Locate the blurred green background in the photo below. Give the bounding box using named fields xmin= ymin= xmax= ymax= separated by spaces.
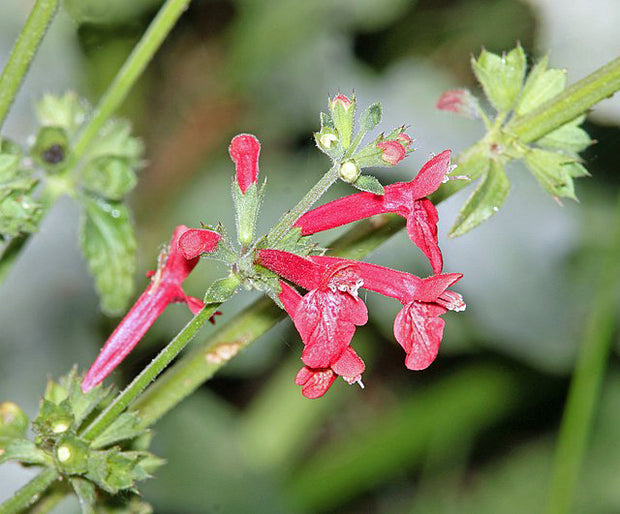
xmin=1 ymin=0 xmax=619 ymax=512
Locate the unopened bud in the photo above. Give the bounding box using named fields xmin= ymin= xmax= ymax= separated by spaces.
xmin=339 ymin=160 xmax=361 ymax=183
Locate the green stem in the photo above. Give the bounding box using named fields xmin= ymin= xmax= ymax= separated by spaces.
xmin=81 ymin=303 xmax=220 ymax=442
xmin=64 ymin=0 xmax=191 ymax=170
xmin=545 ymin=195 xmax=620 ymax=514
xmin=506 ymin=57 xmax=620 ymax=143
xmin=267 ymin=164 xmax=339 ymax=244
xmin=0 ymin=468 xmax=59 ymax=514
xmin=0 ymin=0 xmax=59 ymax=129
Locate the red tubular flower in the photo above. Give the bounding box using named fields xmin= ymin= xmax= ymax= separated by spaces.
xmin=295 ymin=151 xmax=451 ymax=273
xmin=81 ymin=225 xmax=219 ymax=392
xmin=229 ymin=133 xmax=260 ymax=193
xmin=312 ymin=255 xmax=465 ymax=370
xmin=260 ymin=252 xmax=368 ymax=398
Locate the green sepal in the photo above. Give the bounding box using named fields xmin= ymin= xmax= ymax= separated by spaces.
xmin=0 ymin=438 xmax=50 ymax=465
xmin=0 ymin=402 xmax=29 ymax=440
xmin=329 ymin=95 xmax=355 ymax=149
xmin=0 ymin=153 xmax=20 ymax=182
xmin=515 ymin=56 xmax=566 ymax=116
xmin=31 ymin=126 xmax=70 ymax=171
xmin=232 ymin=179 xmax=264 ymax=246
xmin=353 ymin=174 xmax=385 ymax=195
xmin=523 ymin=148 xmax=578 ymax=200
xmin=54 ymin=433 xmax=90 ymax=474
xmin=203 ymin=274 xmax=241 ymax=304
xmin=70 ymin=477 xmax=97 ymax=514
xmin=33 ymin=399 xmax=75 ymax=439
xmin=79 ymin=194 xmax=137 ymax=315
xmin=260 ymin=226 xmax=321 ymax=256
xmin=91 ymin=412 xmax=145 ymax=450
xmin=81 ymin=156 xmax=138 ymax=200
xmin=353 ymin=128 xmax=410 ymax=169
xmin=320 ymin=111 xmax=335 ymax=129
xmin=536 ymin=116 xmax=592 ymax=154
xmin=359 ymin=102 xmax=382 ymax=132
xmin=449 ymin=159 xmax=509 ymax=237
xmin=472 ymin=45 xmax=526 ymax=113
xmin=36 ymin=92 xmax=87 ymax=137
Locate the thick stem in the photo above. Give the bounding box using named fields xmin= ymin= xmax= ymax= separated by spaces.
xmin=0 ymin=468 xmax=59 ymax=514
xmin=0 ymin=0 xmax=59 ymax=129
xmin=545 ymin=195 xmax=620 ymax=514
xmin=266 ymin=164 xmax=338 ymax=244
xmin=81 ymin=303 xmax=221 ymax=442
xmin=506 ymin=57 xmax=620 ymax=143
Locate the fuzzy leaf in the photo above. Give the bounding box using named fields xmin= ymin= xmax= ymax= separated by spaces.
xmin=70 ymin=477 xmax=96 ymax=514
xmin=359 ymin=102 xmax=382 ymax=132
xmin=91 ymin=412 xmax=145 ymax=450
xmin=523 ymin=149 xmax=578 ymax=200
xmin=515 ymin=57 xmax=567 ymax=116
xmin=450 ymin=159 xmax=509 ymax=237
xmin=36 ymin=92 xmax=87 ymax=136
xmin=203 ymin=274 xmax=241 ymax=304
xmin=353 ymin=174 xmax=385 ymax=195
xmin=0 ymin=153 xmax=20 ymax=182
xmin=84 ymin=118 xmax=143 ymax=167
xmin=0 ymin=439 xmax=49 ymax=465
xmin=82 ymin=156 xmax=138 ymax=200
xmin=472 ymin=45 xmax=526 ymax=112
xmin=536 ymin=116 xmax=591 ymax=154
xmin=79 ymin=194 xmax=136 ymax=315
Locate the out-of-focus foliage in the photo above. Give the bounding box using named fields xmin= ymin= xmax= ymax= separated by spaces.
xmin=1 ymin=0 xmax=619 ymax=512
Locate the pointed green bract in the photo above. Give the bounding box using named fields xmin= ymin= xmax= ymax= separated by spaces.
xmin=524 ymin=149 xmax=578 ymax=200
xmin=0 ymin=438 xmax=49 ymax=465
xmin=515 ymin=57 xmax=567 ymax=116
xmin=450 ymin=159 xmax=509 ymax=237
xmin=472 ymin=45 xmax=526 ymax=113
xmin=353 ymin=174 xmax=385 ymax=195
xmin=536 ymin=116 xmax=592 ymax=154
xmin=359 ymin=102 xmax=382 ymax=132
xmin=79 ymin=194 xmax=136 ymax=315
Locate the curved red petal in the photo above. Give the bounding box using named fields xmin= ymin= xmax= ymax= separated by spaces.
xmin=406 ymin=198 xmax=443 ymax=273
xmin=331 ymin=347 xmax=365 ymax=383
xmin=294 ymin=366 xmax=337 ymax=399
xmin=408 ymin=150 xmax=451 ymax=198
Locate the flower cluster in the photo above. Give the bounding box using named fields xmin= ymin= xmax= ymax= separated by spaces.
xmin=82 ymin=95 xmax=465 ymax=400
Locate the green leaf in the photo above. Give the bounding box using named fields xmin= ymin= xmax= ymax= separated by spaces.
xmin=359 ymin=102 xmax=382 ymax=132
xmin=0 ymin=153 xmax=20 ymax=182
xmin=536 ymin=116 xmax=592 ymax=154
xmin=84 ymin=119 xmax=143 ymax=166
xmin=82 ymin=156 xmax=138 ymax=200
xmin=79 ymin=194 xmax=137 ymax=315
xmin=36 ymin=92 xmax=87 ymax=137
xmin=523 ymin=148 xmax=578 ymax=200
xmin=320 ymin=111 xmax=334 ymax=129
xmin=0 ymin=438 xmax=49 ymax=465
xmin=353 ymin=174 xmax=385 ymax=195
xmin=515 ymin=56 xmax=567 ymax=116
xmin=203 ymin=274 xmax=241 ymax=304
xmin=472 ymin=45 xmax=527 ymax=112
xmin=91 ymin=412 xmax=145 ymax=450
xmin=70 ymin=477 xmax=97 ymax=514
xmin=449 ymin=159 xmax=509 ymax=237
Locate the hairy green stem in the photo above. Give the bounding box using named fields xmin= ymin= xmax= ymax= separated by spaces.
xmin=267 ymin=164 xmax=339 ymax=244
xmin=545 ymin=195 xmax=620 ymax=514
xmin=0 ymin=0 xmax=59 ymax=129
xmin=506 ymin=57 xmax=620 ymax=143
xmin=81 ymin=303 xmax=221 ymax=442
xmin=0 ymin=468 xmax=59 ymax=514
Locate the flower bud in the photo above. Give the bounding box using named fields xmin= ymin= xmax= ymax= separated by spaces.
xmin=328 ymin=94 xmax=355 ymax=149
xmin=339 ymin=160 xmax=361 ymax=183
xmin=436 ymin=89 xmax=480 ymax=119
xmin=229 ymin=134 xmax=260 ymax=194
xmin=376 ymin=140 xmax=406 ymax=165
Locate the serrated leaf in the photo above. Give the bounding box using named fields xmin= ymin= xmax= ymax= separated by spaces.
xmin=82 ymin=156 xmax=138 ymax=200
xmin=79 ymin=194 xmax=136 ymax=315
xmin=450 ymin=159 xmax=509 ymax=237
xmin=536 ymin=116 xmax=591 ymax=154
xmin=0 ymin=438 xmax=49 ymax=465
xmin=523 ymin=148 xmax=578 ymax=200
xmin=70 ymin=477 xmax=96 ymax=514
xmin=515 ymin=57 xmax=567 ymax=116
xmin=36 ymin=92 xmax=87 ymax=136
xmin=472 ymin=45 xmax=526 ymax=112
xmin=91 ymin=412 xmax=144 ymax=450
xmin=359 ymin=102 xmax=382 ymax=132
xmin=353 ymin=174 xmax=385 ymax=195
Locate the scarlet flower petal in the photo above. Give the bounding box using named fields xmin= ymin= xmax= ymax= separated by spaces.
xmin=394 ymin=301 xmax=446 ymax=370
xmin=295 ymin=366 xmax=337 ymax=399
xmin=178 ymin=228 xmax=221 ymax=260
xmin=408 ymin=150 xmax=451 ymax=199
xmin=331 ymin=347 xmax=365 ymax=384
xmin=406 ymin=198 xmax=443 ymax=274
xmin=278 ymin=280 xmax=302 ymax=317
xmin=229 ymin=134 xmax=261 ymax=194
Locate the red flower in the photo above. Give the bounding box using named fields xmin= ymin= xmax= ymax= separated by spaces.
xmin=258 ymin=250 xmax=368 ymax=399
xmin=229 ymin=133 xmax=261 ymax=193
xmin=258 ymin=249 xmax=464 ymax=397
xmin=377 ymin=140 xmax=406 ymax=165
xmin=178 ymin=228 xmax=222 ymax=260
xmin=295 ymin=151 xmax=451 ymax=273
xmin=81 ymin=225 xmax=220 ymax=392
